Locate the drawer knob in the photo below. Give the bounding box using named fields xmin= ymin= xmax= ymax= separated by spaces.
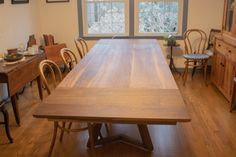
xmin=218 ymin=44 xmax=221 ymax=47
xmin=228 ymin=50 xmax=232 ymax=53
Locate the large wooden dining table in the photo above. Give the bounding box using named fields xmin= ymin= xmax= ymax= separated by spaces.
xmin=33 ymin=39 xmax=190 ymax=156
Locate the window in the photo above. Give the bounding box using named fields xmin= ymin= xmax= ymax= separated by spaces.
xmin=135 ymin=0 xmax=183 ymax=36
xmin=78 ymin=0 xmax=188 ymax=38
xmin=82 ymin=0 xmax=129 ymax=36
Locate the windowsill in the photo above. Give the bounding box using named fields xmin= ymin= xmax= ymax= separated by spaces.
xmin=80 ymin=35 xmax=184 ymax=40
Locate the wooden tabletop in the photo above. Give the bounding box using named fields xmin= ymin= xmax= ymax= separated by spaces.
xmin=0 ymin=54 xmax=44 ymax=74
xmin=34 ymin=39 xmax=190 ymax=124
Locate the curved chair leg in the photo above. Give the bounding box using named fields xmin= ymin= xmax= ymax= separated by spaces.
xmin=68 ymin=122 xmax=72 ymax=130
xmin=204 ymin=59 xmax=208 ymax=85
xmin=183 ymin=60 xmax=189 ymax=86
xmin=231 ymin=79 xmax=236 ymax=112
xmin=192 ymin=61 xmax=197 ymax=79
xmin=105 ymin=123 xmax=110 ymax=136
xmin=1 ymin=107 xmax=13 ymax=143
xmin=59 ymin=122 xmax=66 ymax=142
xmin=48 ymin=121 xmax=58 ymax=157
xmin=182 ymin=60 xmax=187 ymax=79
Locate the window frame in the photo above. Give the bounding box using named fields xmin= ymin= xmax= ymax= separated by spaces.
xmin=78 ymin=0 xmax=188 ymax=40
xmin=82 ymin=0 xmax=130 ymax=37
xmin=134 ymin=0 xmax=184 ymax=36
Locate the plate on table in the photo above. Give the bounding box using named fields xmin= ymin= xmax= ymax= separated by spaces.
xmin=4 ymin=53 xmax=24 ymax=62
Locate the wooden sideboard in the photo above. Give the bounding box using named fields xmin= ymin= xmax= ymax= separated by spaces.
xmin=211 ymin=37 xmax=236 ymax=102
xmin=211 ymin=0 xmax=236 ymax=103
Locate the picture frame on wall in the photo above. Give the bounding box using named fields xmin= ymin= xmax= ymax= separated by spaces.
xmin=46 ymin=0 xmax=69 ymax=3
xmin=0 ymin=0 xmax=4 ymax=4
xmin=11 ymin=0 xmax=29 ymax=4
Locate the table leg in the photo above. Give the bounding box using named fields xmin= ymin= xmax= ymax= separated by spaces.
xmin=36 ymin=76 xmax=43 ymax=100
xmin=87 ymin=123 xmax=103 ymax=147
xmin=11 ymin=95 xmax=20 ymax=126
xmin=138 ymin=124 xmax=153 ymax=151
xmin=169 ymin=46 xmax=181 ymax=75
xmin=171 ymin=60 xmax=181 ymax=75
xmin=86 ymin=123 xmax=154 ymax=152
xmin=88 ymin=123 xmax=100 ymax=157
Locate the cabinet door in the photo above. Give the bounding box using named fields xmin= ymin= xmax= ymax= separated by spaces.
xmin=221 ymin=55 xmax=236 ymax=101
xmin=211 ymin=51 xmax=225 ymax=86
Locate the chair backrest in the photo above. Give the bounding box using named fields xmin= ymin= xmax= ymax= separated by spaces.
xmin=183 ymin=29 xmax=207 ymax=54
xmin=60 ymin=48 xmax=78 ymax=71
xmin=27 ymin=34 xmax=37 ymax=48
xmin=44 ymin=43 xmax=67 ymax=65
xmin=43 ymin=34 xmax=55 ymax=46
xmin=39 ymin=59 xmax=62 ymax=95
xmin=74 ymin=37 xmax=88 ymax=59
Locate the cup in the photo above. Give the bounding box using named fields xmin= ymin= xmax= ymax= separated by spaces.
xmin=32 ymin=45 xmax=39 ymax=53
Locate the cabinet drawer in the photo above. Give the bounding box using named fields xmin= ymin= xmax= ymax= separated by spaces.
xmin=215 ymin=40 xmax=228 ymax=55
xmin=215 ymin=39 xmax=236 ymax=62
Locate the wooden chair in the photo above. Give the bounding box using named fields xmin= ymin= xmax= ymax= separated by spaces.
xmin=74 ymin=37 xmax=88 ymax=59
xmin=182 ymin=29 xmax=209 ymax=85
xmin=43 ymin=34 xmax=56 ymax=46
xmin=43 ymin=34 xmax=67 ymax=66
xmin=60 ymin=48 xmax=78 ymax=71
xmin=0 ymin=99 xmax=13 ymax=143
xmin=39 ymin=59 xmax=89 ymax=157
xmin=39 ymin=60 xmax=63 ymax=95
xmin=44 ymin=43 xmax=67 ymax=66
xmin=27 ymin=34 xmax=37 ymax=48
xmin=60 ymin=48 xmax=111 ymax=135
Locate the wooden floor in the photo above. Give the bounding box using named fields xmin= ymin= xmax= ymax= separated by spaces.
xmin=1 ymin=72 xmax=236 ymax=157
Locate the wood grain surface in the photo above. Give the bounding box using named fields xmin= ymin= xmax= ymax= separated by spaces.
xmin=34 ymin=39 xmax=190 ymax=124
xmin=34 ymin=88 xmax=189 ymax=124
xmin=59 ymin=39 xmax=177 ymax=89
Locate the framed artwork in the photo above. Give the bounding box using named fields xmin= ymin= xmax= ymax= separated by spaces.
xmin=0 ymin=0 xmax=4 ymax=4
xmin=46 ymin=0 xmax=69 ymax=3
xmin=11 ymin=0 xmax=29 ymax=4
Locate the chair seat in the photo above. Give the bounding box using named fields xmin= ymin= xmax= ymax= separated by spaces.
xmin=183 ymin=53 xmax=209 ymax=60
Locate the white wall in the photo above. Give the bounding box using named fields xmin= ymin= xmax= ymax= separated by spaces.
xmin=37 ymin=0 xmax=79 ymax=51
xmin=37 ymin=0 xmax=224 ymax=68
xmin=0 ymin=1 xmax=39 ymax=53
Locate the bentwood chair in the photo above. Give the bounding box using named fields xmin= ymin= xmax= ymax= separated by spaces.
xmin=60 ymin=48 xmax=111 ymax=135
xmin=39 ymin=60 xmax=88 ymax=157
xmin=60 ymin=48 xmax=78 ymax=71
xmin=74 ymin=37 xmax=89 ymax=59
xmin=182 ymin=29 xmax=209 ymax=85
xmin=43 ymin=34 xmax=56 ymax=46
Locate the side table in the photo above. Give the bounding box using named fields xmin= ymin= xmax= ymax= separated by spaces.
xmin=0 ymin=53 xmax=45 ymax=125
xmin=164 ymin=43 xmax=181 ymax=74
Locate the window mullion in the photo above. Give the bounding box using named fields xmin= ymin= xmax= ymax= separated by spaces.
xmin=129 ymin=0 xmax=135 ymax=37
